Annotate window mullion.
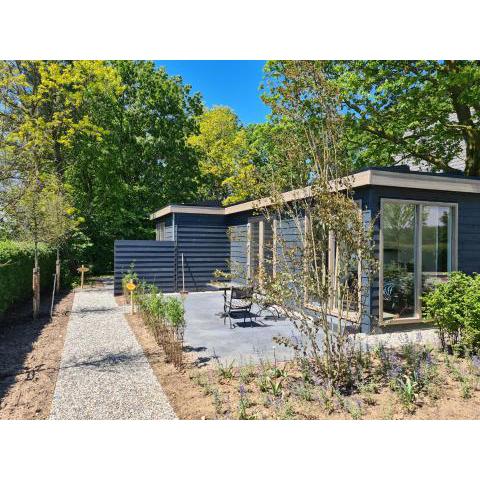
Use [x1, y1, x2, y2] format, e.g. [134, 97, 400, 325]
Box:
[415, 204, 423, 318]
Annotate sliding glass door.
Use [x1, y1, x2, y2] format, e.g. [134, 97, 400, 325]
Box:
[381, 202, 416, 320]
[380, 200, 457, 323]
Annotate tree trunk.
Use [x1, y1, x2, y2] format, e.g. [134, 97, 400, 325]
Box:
[464, 129, 480, 177]
[33, 242, 40, 319]
[56, 248, 61, 293]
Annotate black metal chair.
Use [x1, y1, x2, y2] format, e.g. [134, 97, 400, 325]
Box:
[224, 286, 253, 328]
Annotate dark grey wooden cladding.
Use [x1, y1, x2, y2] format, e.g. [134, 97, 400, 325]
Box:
[228, 224, 248, 281]
[360, 185, 480, 327]
[114, 240, 176, 294]
[175, 213, 230, 291]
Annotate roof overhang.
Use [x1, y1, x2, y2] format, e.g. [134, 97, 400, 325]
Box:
[150, 169, 480, 220]
[149, 204, 225, 220]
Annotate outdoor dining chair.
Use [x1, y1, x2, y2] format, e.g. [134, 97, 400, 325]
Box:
[224, 286, 254, 328]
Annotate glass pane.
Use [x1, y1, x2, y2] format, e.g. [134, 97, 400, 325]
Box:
[382, 203, 416, 320]
[421, 206, 452, 293]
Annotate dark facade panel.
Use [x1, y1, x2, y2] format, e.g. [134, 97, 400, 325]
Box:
[362, 185, 480, 327]
[114, 240, 176, 294]
[175, 213, 230, 291]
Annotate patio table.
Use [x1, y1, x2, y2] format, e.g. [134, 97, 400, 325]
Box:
[207, 281, 246, 317]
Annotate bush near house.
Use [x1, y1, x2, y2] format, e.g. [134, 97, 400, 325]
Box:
[0, 241, 56, 315]
[423, 272, 480, 354]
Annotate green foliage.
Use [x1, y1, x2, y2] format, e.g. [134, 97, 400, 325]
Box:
[262, 60, 480, 176]
[216, 359, 235, 380]
[239, 364, 255, 384]
[238, 385, 255, 420]
[165, 296, 185, 329]
[423, 272, 480, 353]
[68, 61, 203, 271]
[324, 60, 480, 175]
[296, 383, 314, 402]
[1, 60, 204, 274]
[396, 375, 418, 408]
[188, 106, 255, 205]
[0, 241, 55, 314]
[4, 173, 81, 252]
[133, 279, 186, 368]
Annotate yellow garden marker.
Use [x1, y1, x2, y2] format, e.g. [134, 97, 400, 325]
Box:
[77, 264, 90, 289]
[126, 281, 136, 314]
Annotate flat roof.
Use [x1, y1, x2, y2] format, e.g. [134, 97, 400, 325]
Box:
[150, 167, 480, 220]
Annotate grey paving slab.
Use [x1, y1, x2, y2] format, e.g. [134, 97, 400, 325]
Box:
[178, 291, 297, 365]
[50, 283, 176, 420]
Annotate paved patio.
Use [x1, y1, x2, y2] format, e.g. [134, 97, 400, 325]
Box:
[177, 291, 297, 365]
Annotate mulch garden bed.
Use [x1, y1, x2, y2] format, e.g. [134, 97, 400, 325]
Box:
[121, 294, 480, 420]
[0, 290, 74, 419]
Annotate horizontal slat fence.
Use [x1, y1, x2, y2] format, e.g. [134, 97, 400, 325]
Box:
[114, 240, 176, 294]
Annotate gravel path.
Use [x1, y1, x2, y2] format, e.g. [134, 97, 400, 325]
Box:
[50, 282, 176, 420]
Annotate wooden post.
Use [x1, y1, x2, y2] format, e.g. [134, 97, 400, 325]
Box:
[259, 220, 264, 287]
[50, 274, 57, 319]
[126, 281, 137, 314]
[272, 218, 277, 279]
[77, 265, 90, 289]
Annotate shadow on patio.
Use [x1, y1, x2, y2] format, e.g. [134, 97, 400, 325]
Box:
[175, 291, 296, 366]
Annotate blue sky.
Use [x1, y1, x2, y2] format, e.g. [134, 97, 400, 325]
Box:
[154, 60, 270, 125]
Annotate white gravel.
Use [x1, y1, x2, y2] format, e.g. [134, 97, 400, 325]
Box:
[50, 282, 176, 420]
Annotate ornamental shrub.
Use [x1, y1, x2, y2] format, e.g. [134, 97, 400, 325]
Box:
[0, 241, 56, 315]
[165, 297, 185, 330]
[422, 272, 480, 354]
[462, 274, 480, 353]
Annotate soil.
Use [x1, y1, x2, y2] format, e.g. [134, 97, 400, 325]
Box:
[0, 290, 74, 420]
[123, 294, 480, 420]
[119, 295, 216, 419]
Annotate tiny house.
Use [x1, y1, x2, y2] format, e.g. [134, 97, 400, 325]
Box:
[114, 166, 480, 333]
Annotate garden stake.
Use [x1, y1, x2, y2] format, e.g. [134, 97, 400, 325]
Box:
[50, 273, 57, 319]
[126, 281, 137, 314]
[77, 264, 89, 289]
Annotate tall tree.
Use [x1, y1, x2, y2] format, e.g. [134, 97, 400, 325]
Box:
[67, 61, 203, 270]
[188, 106, 254, 205]
[323, 60, 480, 175]
[0, 60, 120, 309]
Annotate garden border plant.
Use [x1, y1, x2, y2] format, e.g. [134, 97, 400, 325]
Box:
[128, 276, 186, 368]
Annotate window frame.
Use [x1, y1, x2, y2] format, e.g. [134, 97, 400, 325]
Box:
[156, 221, 166, 241]
[379, 198, 458, 325]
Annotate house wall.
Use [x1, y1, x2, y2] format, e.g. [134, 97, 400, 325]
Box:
[174, 213, 230, 291]
[116, 213, 229, 293]
[362, 185, 480, 330]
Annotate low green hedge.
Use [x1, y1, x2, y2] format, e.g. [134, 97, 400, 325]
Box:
[0, 241, 56, 314]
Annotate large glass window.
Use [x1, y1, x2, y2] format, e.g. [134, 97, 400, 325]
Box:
[421, 205, 452, 293]
[381, 200, 456, 323]
[382, 203, 416, 320]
